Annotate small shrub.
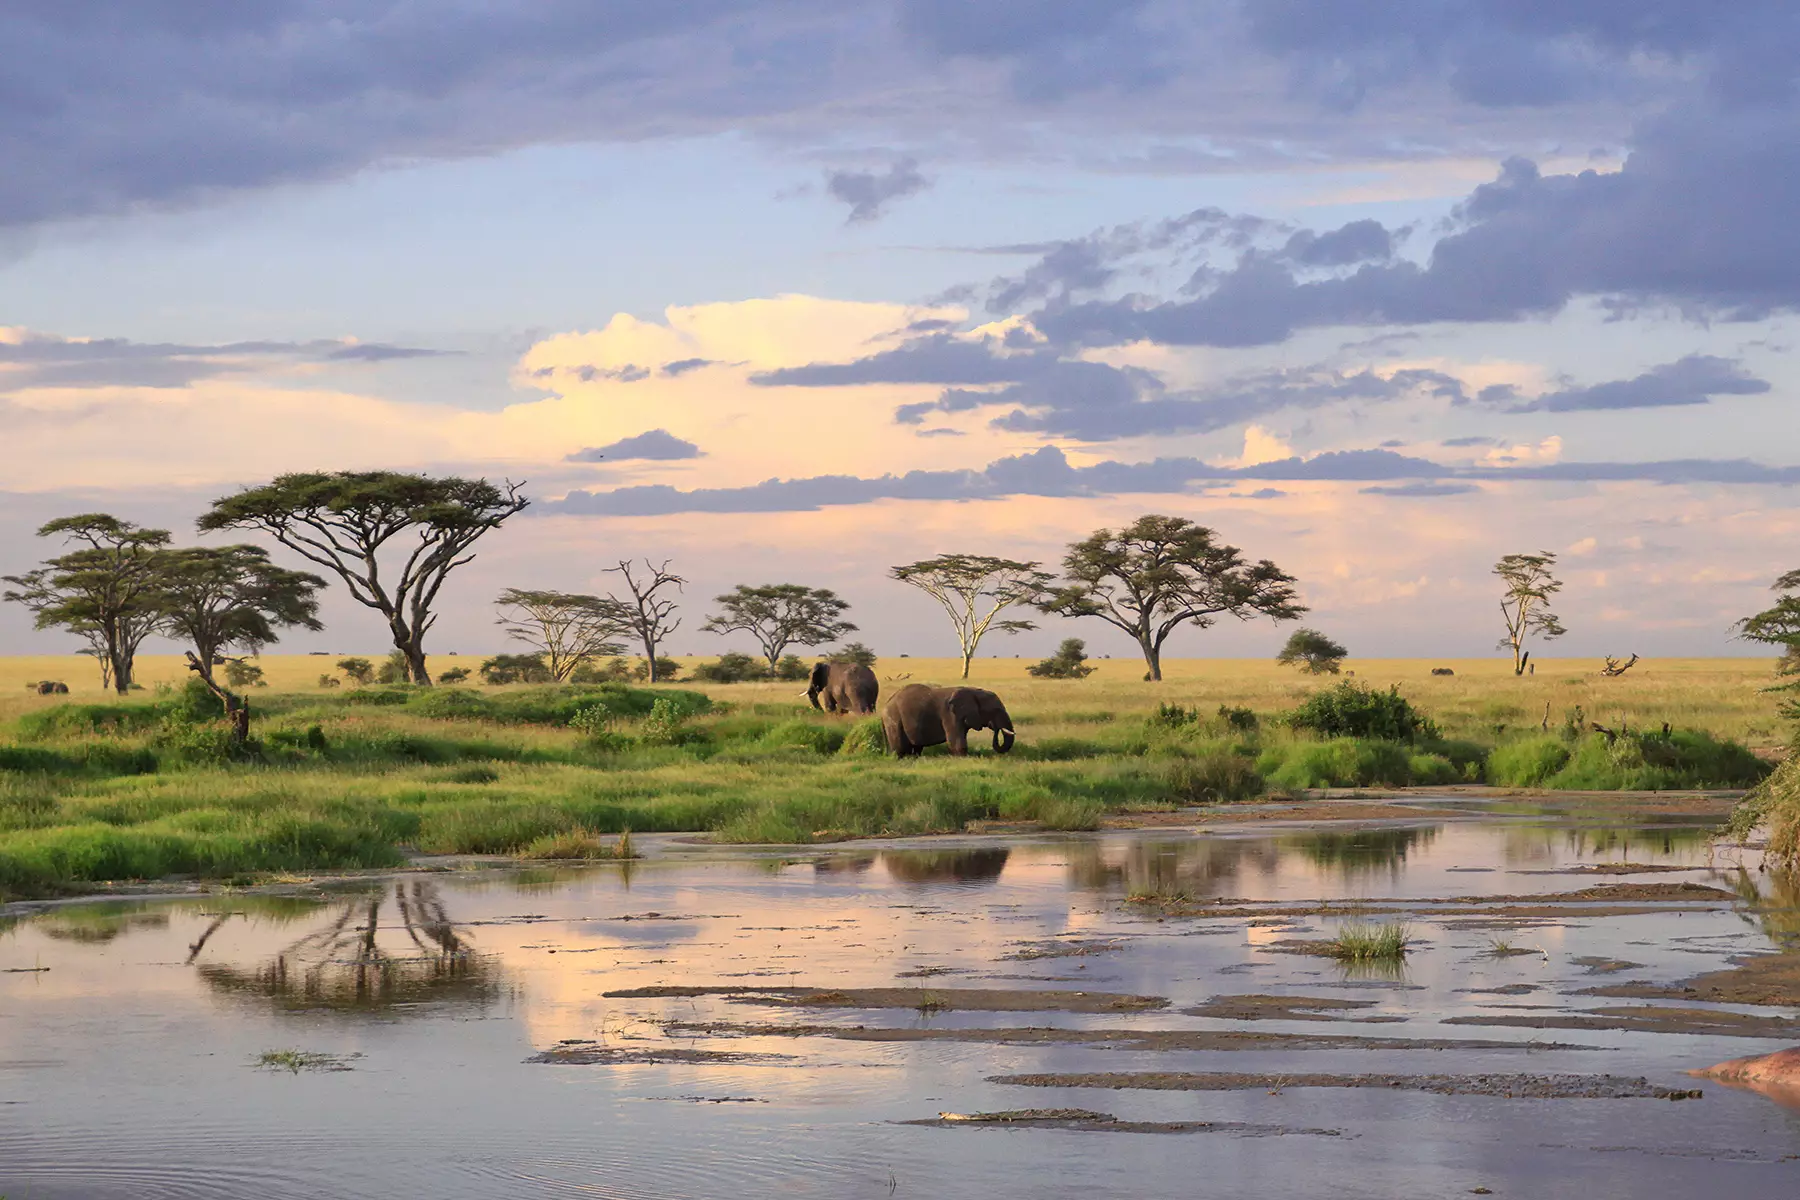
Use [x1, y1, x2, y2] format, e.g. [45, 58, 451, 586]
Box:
[1217, 705, 1257, 731]
[1487, 736, 1570, 787]
[690, 652, 771, 683]
[479, 653, 553, 685]
[568, 702, 616, 738]
[1260, 739, 1413, 789]
[1288, 681, 1437, 742]
[633, 657, 684, 683]
[375, 650, 412, 685]
[316, 673, 341, 689]
[337, 657, 374, 685]
[520, 826, 635, 860]
[569, 657, 631, 684]
[153, 716, 253, 766]
[223, 660, 266, 689]
[1027, 638, 1095, 679]
[761, 720, 847, 755]
[775, 655, 811, 682]
[639, 698, 690, 746]
[1148, 703, 1200, 728]
[438, 666, 471, 684]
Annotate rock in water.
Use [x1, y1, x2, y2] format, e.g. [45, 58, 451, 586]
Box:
[1691, 1046, 1800, 1109]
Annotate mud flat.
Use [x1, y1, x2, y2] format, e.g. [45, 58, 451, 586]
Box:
[527, 1044, 794, 1066]
[1584, 951, 1800, 1007]
[1181, 994, 1404, 1023]
[900, 1109, 1343, 1136]
[989, 1071, 1705, 1100]
[1442, 1005, 1800, 1038]
[602, 984, 1168, 1013]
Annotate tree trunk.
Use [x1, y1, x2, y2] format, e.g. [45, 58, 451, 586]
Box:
[185, 651, 249, 748]
[111, 642, 132, 694]
[960, 648, 974, 679]
[404, 642, 431, 686]
[641, 633, 659, 683]
[391, 617, 432, 685]
[1139, 638, 1163, 682]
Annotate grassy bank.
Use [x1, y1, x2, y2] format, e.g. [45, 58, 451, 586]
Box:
[0, 655, 1785, 900]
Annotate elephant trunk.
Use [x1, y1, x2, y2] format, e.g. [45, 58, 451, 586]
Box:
[993, 726, 1015, 754]
[804, 688, 822, 710]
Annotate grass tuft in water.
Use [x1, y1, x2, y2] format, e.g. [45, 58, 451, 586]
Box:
[519, 826, 638, 860]
[1325, 921, 1411, 962]
[254, 1049, 357, 1074]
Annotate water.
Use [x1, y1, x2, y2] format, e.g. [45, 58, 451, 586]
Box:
[4, 811, 1798, 1198]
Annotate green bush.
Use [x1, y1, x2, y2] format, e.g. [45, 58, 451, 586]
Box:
[639, 698, 691, 746]
[760, 720, 846, 755]
[1027, 638, 1095, 679]
[1260, 738, 1414, 789]
[691, 652, 772, 683]
[437, 666, 471, 684]
[1406, 753, 1461, 786]
[479, 653, 553, 685]
[15, 702, 167, 740]
[1488, 728, 1767, 790]
[1487, 736, 1570, 787]
[1288, 681, 1437, 742]
[775, 655, 811, 682]
[1163, 749, 1264, 803]
[1148, 703, 1200, 728]
[568, 657, 631, 684]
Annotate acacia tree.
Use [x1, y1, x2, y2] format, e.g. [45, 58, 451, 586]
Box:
[701, 584, 856, 673]
[604, 559, 684, 683]
[155, 545, 327, 743]
[890, 554, 1052, 679]
[1277, 628, 1348, 675]
[494, 589, 628, 682]
[1039, 515, 1304, 682]
[2, 514, 171, 693]
[1738, 569, 1800, 685]
[1495, 551, 1566, 675]
[198, 472, 528, 685]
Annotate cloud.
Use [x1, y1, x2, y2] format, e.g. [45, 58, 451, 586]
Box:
[566, 429, 704, 463]
[546, 439, 1800, 517]
[1360, 482, 1482, 497]
[825, 158, 931, 223]
[661, 358, 716, 376]
[1497, 354, 1771, 412]
[1442, 435, 1505, 447]
[0, 332, 452, 393]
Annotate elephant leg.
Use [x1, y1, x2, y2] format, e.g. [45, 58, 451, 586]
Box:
[946, 728, 968, 755]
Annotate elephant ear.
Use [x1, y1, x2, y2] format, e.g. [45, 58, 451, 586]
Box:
[947, 688, 983, 729]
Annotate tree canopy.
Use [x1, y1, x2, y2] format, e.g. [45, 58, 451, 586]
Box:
[198, 472, 527, 685]
[1277, 627, 1348, 675]
[701, 583, 856, 671]
[2, 513, 171, 692]
[494, 588, 628, 682]
[1494, 551, 1566, 675]
[1739, 569, 1800, 697]
[1039, 515, 1304, 681]
[890, 554, 1051, 679]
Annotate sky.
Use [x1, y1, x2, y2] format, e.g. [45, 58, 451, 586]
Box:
[4, 1, 1799, 664]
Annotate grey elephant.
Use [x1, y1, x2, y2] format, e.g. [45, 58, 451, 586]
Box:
[807, 661, 879, 714]
[882, 683, 1015, 757]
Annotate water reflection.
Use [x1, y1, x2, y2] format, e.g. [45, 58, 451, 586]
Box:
[1280, 828, 1438, 883]
[192, 881, 502, 1013]
[1722, 866, 1800, 949]
[880, 848, 1011, 886]
[37, 903, 171, 944]
[1065, 837, 1281, 897]
[1499, 824, 1718, 868]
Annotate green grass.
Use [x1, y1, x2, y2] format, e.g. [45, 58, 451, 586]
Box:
[0, 667, 1781, 900]
[1325, 921, 1411, 962]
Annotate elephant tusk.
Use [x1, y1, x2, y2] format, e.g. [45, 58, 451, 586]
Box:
[994, 727, 1015, 753]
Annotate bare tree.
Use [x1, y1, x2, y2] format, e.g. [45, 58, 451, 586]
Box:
[701, 583, 856, 673]
[2, 514, 171, 693]
[1039, 515, 1304, 682]
[1494, 551, 1566, 675]
[199, 472, 528, 685]
[494, 589, 628, 682]
[605, 559, 684, 682]
[890, 554, 1052, 679]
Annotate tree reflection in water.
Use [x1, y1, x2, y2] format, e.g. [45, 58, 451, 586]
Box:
[1281, 827, 1440, 884]
[1722, 865, 1800, 950]
[1064, 838, 1281, 898]
[880, 849, 1011, 886]
[192, 880, 501, 1012]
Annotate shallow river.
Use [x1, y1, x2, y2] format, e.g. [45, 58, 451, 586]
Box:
[4, 806, 1799, 1198]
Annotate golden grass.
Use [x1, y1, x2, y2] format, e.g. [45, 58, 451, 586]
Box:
[2, 653, 1788, 747]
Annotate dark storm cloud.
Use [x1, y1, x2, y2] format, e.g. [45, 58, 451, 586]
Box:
[1494, 355, 1771, 413]
[0, 332, 451, 393]
[566, 429, 704, 463]
[825, 158, 930, 222]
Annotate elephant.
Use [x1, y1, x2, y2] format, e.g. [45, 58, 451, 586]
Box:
[882, 683, 1015, 757]
[807, 661, 879, 715]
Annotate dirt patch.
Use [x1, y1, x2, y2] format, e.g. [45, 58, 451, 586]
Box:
[1183, 994, 1404, 1023]
[603, 985, 1168, 1013]
[1443, 1005, 1800, 1038]
[1459, 984, 1539, 996]
[901, 1108, 1342, 1136]
[989, 1071, 1703, 1100]
[661, 1020, 1597, 1053]
[527, 1044, 793, 1066]
[1582, 951, 1800, 1007]
[1572, 956, 1646, 974]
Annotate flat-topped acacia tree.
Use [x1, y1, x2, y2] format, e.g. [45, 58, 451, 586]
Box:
[198, 472, 528, 685]
[1040, 514, 1305, 682]
[2, 514, 171, 693]
[701, 583, 856, 674]
[890, 554, 1052, 679]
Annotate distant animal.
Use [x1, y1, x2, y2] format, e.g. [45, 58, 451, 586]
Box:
[33, 680, 69, 694]
[806, 661, 879, 715]
[882, 683, 1015, 757]
[1431, 668, 1455, 676]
